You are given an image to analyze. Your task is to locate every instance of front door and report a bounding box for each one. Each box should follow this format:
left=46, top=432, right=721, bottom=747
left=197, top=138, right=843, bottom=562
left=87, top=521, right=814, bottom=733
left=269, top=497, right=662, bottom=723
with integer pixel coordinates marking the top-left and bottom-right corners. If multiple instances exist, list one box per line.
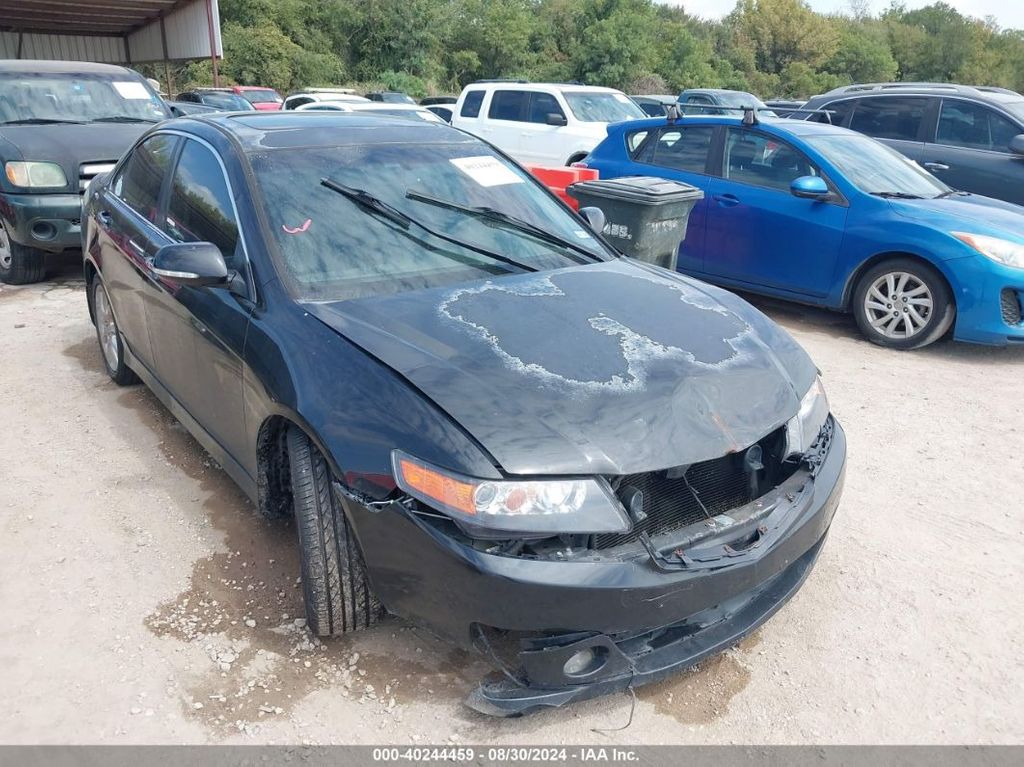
left=149, top=137, right=253, bottom=460
left=920, top=98, right=1024, bottom=205
left=702, top=129, right=848, bottom=297
left=91, top=133, right=179, bottom=373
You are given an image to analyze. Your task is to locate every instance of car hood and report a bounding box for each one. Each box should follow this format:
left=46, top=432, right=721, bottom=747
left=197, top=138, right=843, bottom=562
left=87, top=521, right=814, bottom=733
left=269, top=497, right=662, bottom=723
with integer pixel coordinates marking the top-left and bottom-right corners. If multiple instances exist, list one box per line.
left=0, top=123, right=152, bottom=194
left=890, top=193, right=1024, bottom=241
left=306, top=260, right=818, bottom=477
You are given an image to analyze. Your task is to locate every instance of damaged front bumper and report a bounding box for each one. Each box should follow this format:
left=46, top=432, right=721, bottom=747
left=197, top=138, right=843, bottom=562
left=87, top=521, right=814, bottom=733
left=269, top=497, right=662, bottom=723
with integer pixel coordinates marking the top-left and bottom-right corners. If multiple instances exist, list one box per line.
left=345, top=419, right=846, bottom=716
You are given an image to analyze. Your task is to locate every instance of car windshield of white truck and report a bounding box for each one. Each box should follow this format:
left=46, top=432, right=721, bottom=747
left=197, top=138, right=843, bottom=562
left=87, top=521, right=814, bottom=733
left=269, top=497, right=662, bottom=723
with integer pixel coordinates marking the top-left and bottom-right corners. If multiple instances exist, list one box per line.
left=563, top=91, right=646, bottom=122
left=0, top=72, right=167, bottom=124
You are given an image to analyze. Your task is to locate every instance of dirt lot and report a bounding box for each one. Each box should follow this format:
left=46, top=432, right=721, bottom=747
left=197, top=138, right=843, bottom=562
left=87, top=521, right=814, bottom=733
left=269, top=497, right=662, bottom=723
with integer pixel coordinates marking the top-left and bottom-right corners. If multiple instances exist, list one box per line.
left=1, top=263, right=1022, bottom=745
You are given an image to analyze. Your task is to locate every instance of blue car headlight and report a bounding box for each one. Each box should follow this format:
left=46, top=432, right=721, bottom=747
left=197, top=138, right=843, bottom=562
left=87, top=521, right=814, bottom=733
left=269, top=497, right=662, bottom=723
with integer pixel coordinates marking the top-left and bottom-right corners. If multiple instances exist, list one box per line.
left=392, top=451, right=630, bottom=536
left=953, top=232, right=1024, bottom=269
left=784, top=376, right=830, bottom=460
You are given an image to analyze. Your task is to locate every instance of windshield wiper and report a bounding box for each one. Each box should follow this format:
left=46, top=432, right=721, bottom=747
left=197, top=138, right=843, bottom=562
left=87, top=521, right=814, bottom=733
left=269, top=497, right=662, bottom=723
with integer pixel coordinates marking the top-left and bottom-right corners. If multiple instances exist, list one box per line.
left=320, top=178, right=537, bottom=273
left=91, top=116, right=159, bottom=123
left=1, top=118, right=84, bottom=125
left=869, top=191, right=924, bottom=200
left=934, top=189, right=969, bottom=199
left=406, top=190, right=604, bottom=265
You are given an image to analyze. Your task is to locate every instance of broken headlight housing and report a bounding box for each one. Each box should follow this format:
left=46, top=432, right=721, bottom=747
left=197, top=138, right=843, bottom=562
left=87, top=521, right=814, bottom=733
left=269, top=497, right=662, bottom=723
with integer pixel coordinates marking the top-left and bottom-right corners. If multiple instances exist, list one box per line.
left=784, top=376, right=830, bottom=460
left=391, top=451, right=630, bottom=537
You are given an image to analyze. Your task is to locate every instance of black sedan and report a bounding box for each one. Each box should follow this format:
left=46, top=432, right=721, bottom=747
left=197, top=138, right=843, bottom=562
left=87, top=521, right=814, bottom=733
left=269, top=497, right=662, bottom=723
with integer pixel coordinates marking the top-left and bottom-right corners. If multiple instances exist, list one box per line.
left=82, top=111, right=846, bottom=716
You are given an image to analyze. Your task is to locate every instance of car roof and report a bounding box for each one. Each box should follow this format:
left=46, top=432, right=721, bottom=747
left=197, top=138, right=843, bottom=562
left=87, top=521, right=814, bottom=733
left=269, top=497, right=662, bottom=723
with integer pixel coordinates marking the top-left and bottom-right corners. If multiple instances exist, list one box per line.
left=234, top=85, right=277, bottom=91
left=609, top=113, right=856, bottom=139
left=0, top=59, right=136, bottom=76
left=465, top=81, right=622, bottom=94
left=809, top=82, right=1024, bottom=106
left=183, top=111, right=470, bottom=150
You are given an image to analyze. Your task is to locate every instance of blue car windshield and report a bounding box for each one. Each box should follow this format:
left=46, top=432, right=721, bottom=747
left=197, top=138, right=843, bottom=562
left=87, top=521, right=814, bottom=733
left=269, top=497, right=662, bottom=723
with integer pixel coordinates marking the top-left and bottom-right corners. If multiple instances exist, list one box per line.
left=249, top=141, right=612, bottom=300
left=806, top=134, right=950, bottom=198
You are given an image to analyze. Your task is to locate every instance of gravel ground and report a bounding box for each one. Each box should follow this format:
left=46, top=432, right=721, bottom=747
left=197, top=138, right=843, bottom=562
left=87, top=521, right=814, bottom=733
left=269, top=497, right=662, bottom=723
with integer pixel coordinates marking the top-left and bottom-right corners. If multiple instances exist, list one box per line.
left=1, top=264, right=1022, bottom=745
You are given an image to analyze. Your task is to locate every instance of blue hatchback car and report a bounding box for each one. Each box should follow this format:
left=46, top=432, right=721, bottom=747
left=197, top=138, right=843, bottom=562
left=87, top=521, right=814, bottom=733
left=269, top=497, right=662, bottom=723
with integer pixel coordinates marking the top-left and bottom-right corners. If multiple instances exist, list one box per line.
left=581, top=114, right=1024, bottom=348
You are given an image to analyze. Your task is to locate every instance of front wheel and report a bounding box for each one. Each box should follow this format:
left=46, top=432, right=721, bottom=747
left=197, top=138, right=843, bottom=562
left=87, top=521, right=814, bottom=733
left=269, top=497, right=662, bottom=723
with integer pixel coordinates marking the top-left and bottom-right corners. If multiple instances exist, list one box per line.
left=0, top=223, right=45, bottom=285
left=287, top=428, right=384, bottom=636
left=852, top=259, right=954, bottom=350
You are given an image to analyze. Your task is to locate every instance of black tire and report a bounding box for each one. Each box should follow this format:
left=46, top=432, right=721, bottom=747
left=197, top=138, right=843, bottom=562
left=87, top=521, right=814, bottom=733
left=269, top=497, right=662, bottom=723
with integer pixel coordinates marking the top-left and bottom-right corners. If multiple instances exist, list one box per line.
left=852, top=258, right=955, bottom=350
left=566, top=152, right=588, bottom=166
left=91, top=277, right=140, bottom=385
left=287, top=427, right=384, bottom=636
left=0, top=224, right=46, bottom=285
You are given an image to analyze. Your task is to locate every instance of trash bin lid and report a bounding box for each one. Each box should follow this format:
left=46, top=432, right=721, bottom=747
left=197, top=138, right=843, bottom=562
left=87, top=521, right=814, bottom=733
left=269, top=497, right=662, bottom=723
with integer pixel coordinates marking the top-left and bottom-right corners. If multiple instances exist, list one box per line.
left=569, top=176, right=703, bottom=205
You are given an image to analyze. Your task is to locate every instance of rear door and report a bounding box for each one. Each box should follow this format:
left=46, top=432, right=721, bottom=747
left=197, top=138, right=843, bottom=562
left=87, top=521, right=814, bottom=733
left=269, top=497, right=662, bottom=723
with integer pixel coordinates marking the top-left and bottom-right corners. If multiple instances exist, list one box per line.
left=517, top=92, right=568, bottom=165
left=91, top=133, right=179, bottom=373
left=702, top=128, right=848, bottom=297
left=846, top=95, right=934, bottom=164
left=920, top=98, right=1024, bottom=205
left=630, top=124, right=717, bottom=272
left=150, top=137, right=253, bottom=460
left=484, top=90, right=531, bottom=162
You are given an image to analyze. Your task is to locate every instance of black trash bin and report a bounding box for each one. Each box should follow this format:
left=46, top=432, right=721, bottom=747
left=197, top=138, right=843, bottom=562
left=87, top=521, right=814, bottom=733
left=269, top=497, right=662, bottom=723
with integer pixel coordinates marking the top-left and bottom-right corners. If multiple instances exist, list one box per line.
left=568, top=176, right=704, bottom=270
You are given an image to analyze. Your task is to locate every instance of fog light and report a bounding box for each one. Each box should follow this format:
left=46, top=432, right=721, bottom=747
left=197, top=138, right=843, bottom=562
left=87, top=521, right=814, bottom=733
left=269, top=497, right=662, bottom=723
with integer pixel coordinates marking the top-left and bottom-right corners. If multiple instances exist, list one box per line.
left=31, top=221, right=57, bottom=241
left=563, top=646, right=607, bottom=677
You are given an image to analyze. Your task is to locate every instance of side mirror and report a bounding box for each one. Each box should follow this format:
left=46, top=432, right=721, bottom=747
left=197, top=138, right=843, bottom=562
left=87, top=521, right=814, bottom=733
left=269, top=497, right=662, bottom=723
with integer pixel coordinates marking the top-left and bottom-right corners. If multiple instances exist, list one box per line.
left=579, top=206, right=606, bottom=233
left=1010, top=134, right=1024, bottom=156
left=152, top=242, right=228, bottom=287
left=546, top=112, right=568, bottom=127
left=790, top=175, right=831, bottom=201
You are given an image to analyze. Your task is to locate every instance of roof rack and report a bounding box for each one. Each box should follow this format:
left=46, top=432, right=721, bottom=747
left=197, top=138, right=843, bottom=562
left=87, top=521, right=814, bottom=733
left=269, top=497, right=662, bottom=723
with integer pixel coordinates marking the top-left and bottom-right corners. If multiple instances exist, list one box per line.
left=829, top=82, right=1022, bottom=99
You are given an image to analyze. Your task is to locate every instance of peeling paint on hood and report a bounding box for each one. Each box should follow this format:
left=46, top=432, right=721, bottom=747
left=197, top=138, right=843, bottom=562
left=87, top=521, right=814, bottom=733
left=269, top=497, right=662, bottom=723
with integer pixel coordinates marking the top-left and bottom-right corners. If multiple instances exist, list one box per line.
left=305, top=259, right=818, bottom=476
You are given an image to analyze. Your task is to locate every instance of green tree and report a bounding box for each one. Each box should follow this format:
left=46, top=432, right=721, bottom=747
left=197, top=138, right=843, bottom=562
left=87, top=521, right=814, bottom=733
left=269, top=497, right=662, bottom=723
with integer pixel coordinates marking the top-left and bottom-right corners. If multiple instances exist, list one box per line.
left=824, top=20, right=898, bottom=83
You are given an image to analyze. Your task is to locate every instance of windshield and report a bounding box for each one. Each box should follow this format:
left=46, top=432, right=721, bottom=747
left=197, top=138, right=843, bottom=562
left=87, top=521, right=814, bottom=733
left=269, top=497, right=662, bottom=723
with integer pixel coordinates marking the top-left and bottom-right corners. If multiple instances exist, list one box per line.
left=1000, top=100, right=1024, bottom=123
left=717, top=91, right=767, bottom=109
left=361, top=108, right=442, bottom=122
left=807, top=134, right=950, bottom=198
left=249, top=141, right=612, bottom=301
left=241, top=89, right=280, bottom=104
left=563, top=91, right=646, bottom=123
left=0, top=72, right=168, bottom=124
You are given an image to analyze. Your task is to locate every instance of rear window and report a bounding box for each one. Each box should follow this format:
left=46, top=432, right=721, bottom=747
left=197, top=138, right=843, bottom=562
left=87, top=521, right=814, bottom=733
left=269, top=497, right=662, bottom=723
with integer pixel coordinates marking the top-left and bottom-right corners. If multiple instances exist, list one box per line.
left=241, top=89, right=280, bottom=104
left=488, top=90, right=527, bottom=121
left=460, top=90, right=484, bottom=118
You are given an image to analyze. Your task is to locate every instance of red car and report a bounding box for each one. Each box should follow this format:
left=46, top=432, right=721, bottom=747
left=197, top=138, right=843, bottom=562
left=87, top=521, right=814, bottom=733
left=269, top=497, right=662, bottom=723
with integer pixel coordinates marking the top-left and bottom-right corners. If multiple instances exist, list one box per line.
left=231, top=85, right=283, bottom=111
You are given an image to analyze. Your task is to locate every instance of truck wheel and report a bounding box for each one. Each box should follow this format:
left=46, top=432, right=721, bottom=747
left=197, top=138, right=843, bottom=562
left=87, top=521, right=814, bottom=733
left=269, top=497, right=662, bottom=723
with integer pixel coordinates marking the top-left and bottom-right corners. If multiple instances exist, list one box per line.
left=852, top=258, right=954, bottom=350
left=91, top=277, right=140, bottom=385
left=287, top=427, right=384, bottom=636
left=0, top=223, right=46, bottom=285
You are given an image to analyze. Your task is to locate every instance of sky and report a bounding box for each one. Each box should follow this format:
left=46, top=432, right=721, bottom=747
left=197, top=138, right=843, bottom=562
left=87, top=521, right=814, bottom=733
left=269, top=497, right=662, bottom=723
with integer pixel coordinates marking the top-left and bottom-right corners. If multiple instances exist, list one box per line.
left=661, top=0, right=1024, bottom=30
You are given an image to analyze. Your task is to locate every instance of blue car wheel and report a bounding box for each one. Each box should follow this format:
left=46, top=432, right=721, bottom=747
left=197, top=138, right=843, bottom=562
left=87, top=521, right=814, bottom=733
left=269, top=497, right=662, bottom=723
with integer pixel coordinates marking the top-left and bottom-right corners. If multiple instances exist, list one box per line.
left=852, top=258, right=955, bottom=350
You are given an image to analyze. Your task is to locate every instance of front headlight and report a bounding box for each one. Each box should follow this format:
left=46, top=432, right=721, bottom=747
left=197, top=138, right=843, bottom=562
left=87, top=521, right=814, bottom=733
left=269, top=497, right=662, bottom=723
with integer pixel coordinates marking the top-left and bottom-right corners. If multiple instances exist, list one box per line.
left=953, top=232, right=1024, bottom=269
left=5, top=161, right=68, bottom=189
left=784, top=376, right=830, bottom=460
left=392, top=451, right=630, bottom=537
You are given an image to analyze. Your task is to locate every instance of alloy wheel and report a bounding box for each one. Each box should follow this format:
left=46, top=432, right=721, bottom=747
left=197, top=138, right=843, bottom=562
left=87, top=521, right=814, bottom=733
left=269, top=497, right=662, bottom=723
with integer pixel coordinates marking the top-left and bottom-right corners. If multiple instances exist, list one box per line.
left=94, top=282, right=120, bottom=371
left=0, top=224, right=11, bottom=271
left=863, top=271, right=933, bottom=339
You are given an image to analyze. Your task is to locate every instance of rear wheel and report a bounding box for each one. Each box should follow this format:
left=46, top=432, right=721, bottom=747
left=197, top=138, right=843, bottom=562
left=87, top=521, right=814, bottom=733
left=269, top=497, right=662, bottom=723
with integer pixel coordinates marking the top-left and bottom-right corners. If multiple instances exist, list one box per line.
left=852, top=258, right=954, bottom=350
left=0, top=223, right=46, bottom=285
left=287, top=427, right=384, bottom=636
left=91, top=277, right=139, bottom=385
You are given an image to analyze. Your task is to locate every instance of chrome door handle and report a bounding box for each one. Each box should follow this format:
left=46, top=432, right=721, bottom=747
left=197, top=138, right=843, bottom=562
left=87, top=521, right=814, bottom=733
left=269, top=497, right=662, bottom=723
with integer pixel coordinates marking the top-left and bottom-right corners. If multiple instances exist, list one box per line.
left=127, top=239, right=145, bottom=255
left=922, top=162, right=949, bottom=172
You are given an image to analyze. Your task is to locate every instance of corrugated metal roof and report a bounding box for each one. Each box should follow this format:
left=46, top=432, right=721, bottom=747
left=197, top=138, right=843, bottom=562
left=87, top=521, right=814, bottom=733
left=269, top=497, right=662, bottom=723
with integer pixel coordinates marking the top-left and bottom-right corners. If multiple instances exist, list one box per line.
left=0, top=0, right=220, bottom=63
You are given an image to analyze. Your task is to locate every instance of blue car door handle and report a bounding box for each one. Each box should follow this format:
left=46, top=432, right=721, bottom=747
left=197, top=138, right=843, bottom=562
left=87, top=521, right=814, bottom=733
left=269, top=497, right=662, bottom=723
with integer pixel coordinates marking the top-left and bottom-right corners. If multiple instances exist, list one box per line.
left=713, top=193, right=740, bottom=207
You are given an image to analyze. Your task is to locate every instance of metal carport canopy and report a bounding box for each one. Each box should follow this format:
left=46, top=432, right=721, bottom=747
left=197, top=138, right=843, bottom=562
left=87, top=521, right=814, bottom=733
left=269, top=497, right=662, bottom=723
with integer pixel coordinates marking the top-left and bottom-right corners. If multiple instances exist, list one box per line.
left=0, top=0, right=222, bottom=65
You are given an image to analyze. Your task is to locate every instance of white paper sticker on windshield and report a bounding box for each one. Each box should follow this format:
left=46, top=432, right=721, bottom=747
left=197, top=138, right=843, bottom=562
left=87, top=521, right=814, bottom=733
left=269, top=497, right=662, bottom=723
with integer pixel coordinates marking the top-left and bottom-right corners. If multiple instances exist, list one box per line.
left=450, top=156, right=524, bottom=187
left=113, top=81, right=151, bottom=99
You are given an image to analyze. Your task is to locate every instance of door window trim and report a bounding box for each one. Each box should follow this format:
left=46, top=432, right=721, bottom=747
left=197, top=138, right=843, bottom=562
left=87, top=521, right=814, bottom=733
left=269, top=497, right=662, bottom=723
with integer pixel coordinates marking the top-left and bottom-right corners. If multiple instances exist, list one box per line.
left=632, top=124, right=719, bottom=175
left=108, top=134, right=180, bottom=244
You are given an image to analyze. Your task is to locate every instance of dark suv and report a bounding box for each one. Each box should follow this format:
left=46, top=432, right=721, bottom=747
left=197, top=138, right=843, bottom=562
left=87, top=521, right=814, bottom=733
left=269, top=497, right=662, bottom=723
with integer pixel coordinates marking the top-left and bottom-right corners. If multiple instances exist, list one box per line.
left=799, top=83, right=1024, bottom=206
left=0, top=60, right=169, bottom=284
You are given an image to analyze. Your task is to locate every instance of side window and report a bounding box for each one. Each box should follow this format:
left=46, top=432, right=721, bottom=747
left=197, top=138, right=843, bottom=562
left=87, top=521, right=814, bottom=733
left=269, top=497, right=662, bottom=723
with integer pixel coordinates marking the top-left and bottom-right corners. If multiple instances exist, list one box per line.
left=488, top=90, right=527, bottom=122
left=681, top=95, right=711, bottom=115
left=112, top=134, right=178, bottom=224
left=163, top=140, right=241, bottom=270
left=724, top=129, right=819, bottom=192
left=936, top=100, right=1021, bottom=152
left=647, top=126, right=714, bottom=173
left=815, top=99, right=855, bottom=127
left=626, top=130, right=649, bottom=156
left=527, top=92, right=564, bottom=124
left=460, top=90, right=485, bottom=118
left=287, top=96, right=312, bottom=110
left=849, top=96, right=929, bottom=141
